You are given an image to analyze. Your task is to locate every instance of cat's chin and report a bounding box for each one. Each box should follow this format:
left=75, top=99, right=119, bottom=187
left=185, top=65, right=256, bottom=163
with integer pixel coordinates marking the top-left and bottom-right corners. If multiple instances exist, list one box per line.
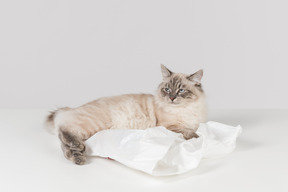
left=169, top=101, right=181, bottom=105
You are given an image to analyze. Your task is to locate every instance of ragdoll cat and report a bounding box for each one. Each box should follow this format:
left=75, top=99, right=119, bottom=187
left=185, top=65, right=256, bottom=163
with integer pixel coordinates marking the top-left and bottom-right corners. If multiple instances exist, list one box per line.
left=45, top=65, right=207, bottom=165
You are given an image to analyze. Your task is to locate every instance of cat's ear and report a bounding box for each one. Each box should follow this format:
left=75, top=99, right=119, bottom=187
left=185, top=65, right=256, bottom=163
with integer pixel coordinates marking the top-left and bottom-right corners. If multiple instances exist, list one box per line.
left=161, top=64, right=173, bottom=79
left=187, top=69, right=203, bottom=85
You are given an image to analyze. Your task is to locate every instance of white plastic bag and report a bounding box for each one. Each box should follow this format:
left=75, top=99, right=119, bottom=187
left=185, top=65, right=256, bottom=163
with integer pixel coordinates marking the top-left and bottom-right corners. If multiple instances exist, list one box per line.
left=85, top=121, right=242, bottom=176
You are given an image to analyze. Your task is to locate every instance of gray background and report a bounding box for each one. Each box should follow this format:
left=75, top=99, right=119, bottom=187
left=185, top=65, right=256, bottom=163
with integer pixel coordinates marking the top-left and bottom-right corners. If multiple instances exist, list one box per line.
left=1, top=0, right=287, bottom=109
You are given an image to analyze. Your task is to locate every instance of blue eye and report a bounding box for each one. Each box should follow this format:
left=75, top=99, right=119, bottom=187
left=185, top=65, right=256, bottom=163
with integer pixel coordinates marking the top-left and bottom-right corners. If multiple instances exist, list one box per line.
left=164, top=88, right=171, bottom=92
left=179, top=89, right=185, bottom=93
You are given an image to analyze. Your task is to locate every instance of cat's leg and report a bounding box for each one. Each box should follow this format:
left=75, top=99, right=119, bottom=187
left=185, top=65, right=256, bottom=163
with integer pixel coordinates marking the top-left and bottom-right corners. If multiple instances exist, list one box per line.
left=181, top=129, right=199, bottom=140
left=183, top=124, right=200, bottom=139
left=167, top=125, right=199, bottom=140
left=58, top=129, right=87, bottom=165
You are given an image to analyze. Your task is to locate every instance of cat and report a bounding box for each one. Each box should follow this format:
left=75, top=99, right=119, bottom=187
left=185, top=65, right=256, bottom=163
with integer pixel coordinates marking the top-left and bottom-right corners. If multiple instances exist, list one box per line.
left=45, top=65, right=207, bottom=165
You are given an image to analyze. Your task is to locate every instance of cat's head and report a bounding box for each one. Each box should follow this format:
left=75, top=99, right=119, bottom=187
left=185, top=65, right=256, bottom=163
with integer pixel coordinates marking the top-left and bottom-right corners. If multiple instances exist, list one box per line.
left=156, top=64, right=204, bottom=106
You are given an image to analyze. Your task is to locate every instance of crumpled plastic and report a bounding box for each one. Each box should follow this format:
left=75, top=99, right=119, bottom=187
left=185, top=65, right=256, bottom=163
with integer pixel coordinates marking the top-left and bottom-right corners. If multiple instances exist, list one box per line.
left=85, top=121, right=242, bottom=176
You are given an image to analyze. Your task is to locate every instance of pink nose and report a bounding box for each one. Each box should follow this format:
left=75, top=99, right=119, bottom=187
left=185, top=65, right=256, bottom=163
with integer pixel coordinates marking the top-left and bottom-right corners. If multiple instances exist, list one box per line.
left=170, top=96, right=176, bottom=101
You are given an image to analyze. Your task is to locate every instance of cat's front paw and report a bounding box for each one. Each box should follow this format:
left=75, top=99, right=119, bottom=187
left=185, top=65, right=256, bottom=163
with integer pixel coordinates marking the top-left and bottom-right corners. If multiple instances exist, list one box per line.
left=182, top=130, right=199, bottom=140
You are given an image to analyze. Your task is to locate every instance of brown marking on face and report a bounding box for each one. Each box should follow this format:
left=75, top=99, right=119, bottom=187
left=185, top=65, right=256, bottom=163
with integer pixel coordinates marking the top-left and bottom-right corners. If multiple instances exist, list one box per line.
left=178, top=89, right=194, bottom=99
left=159, top=75, right=198, bottom=102
left=169, top=76, right=183, bottom=91
left=195, top=84, right=203, bottom=92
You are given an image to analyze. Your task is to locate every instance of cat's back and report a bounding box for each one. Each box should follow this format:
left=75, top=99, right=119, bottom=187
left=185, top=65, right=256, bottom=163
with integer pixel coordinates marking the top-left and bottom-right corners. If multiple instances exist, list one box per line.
left=86, top=93, right=154, bottom=108
left=84, top=93, right=157, bottom=130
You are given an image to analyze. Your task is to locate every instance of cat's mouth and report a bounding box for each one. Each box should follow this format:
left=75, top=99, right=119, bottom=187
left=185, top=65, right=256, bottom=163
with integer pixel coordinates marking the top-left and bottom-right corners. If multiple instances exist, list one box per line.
left=169, top=101, right=180, bottom=105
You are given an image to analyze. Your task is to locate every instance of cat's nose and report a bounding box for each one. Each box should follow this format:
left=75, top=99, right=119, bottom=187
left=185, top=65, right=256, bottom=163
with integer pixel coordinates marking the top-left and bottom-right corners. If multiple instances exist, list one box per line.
left=169, top=96, right=176, bottom=101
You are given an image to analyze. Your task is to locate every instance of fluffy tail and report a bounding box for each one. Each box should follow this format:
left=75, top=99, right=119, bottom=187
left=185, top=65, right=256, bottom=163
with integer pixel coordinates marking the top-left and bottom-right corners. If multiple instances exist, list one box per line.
left=44, top=107, right=70, bottom=135
left=44, top=110, right=58, bottom=135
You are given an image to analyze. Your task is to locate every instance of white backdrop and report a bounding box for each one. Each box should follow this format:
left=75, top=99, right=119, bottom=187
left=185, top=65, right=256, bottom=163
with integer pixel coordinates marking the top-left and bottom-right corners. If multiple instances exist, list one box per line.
left=0, top=0, right=287, bottom=109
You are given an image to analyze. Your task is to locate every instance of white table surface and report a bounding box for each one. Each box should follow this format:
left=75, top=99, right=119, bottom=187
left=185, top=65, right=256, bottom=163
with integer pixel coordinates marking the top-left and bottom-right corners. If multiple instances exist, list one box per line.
left=0, top=109, right=287, bottom=192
